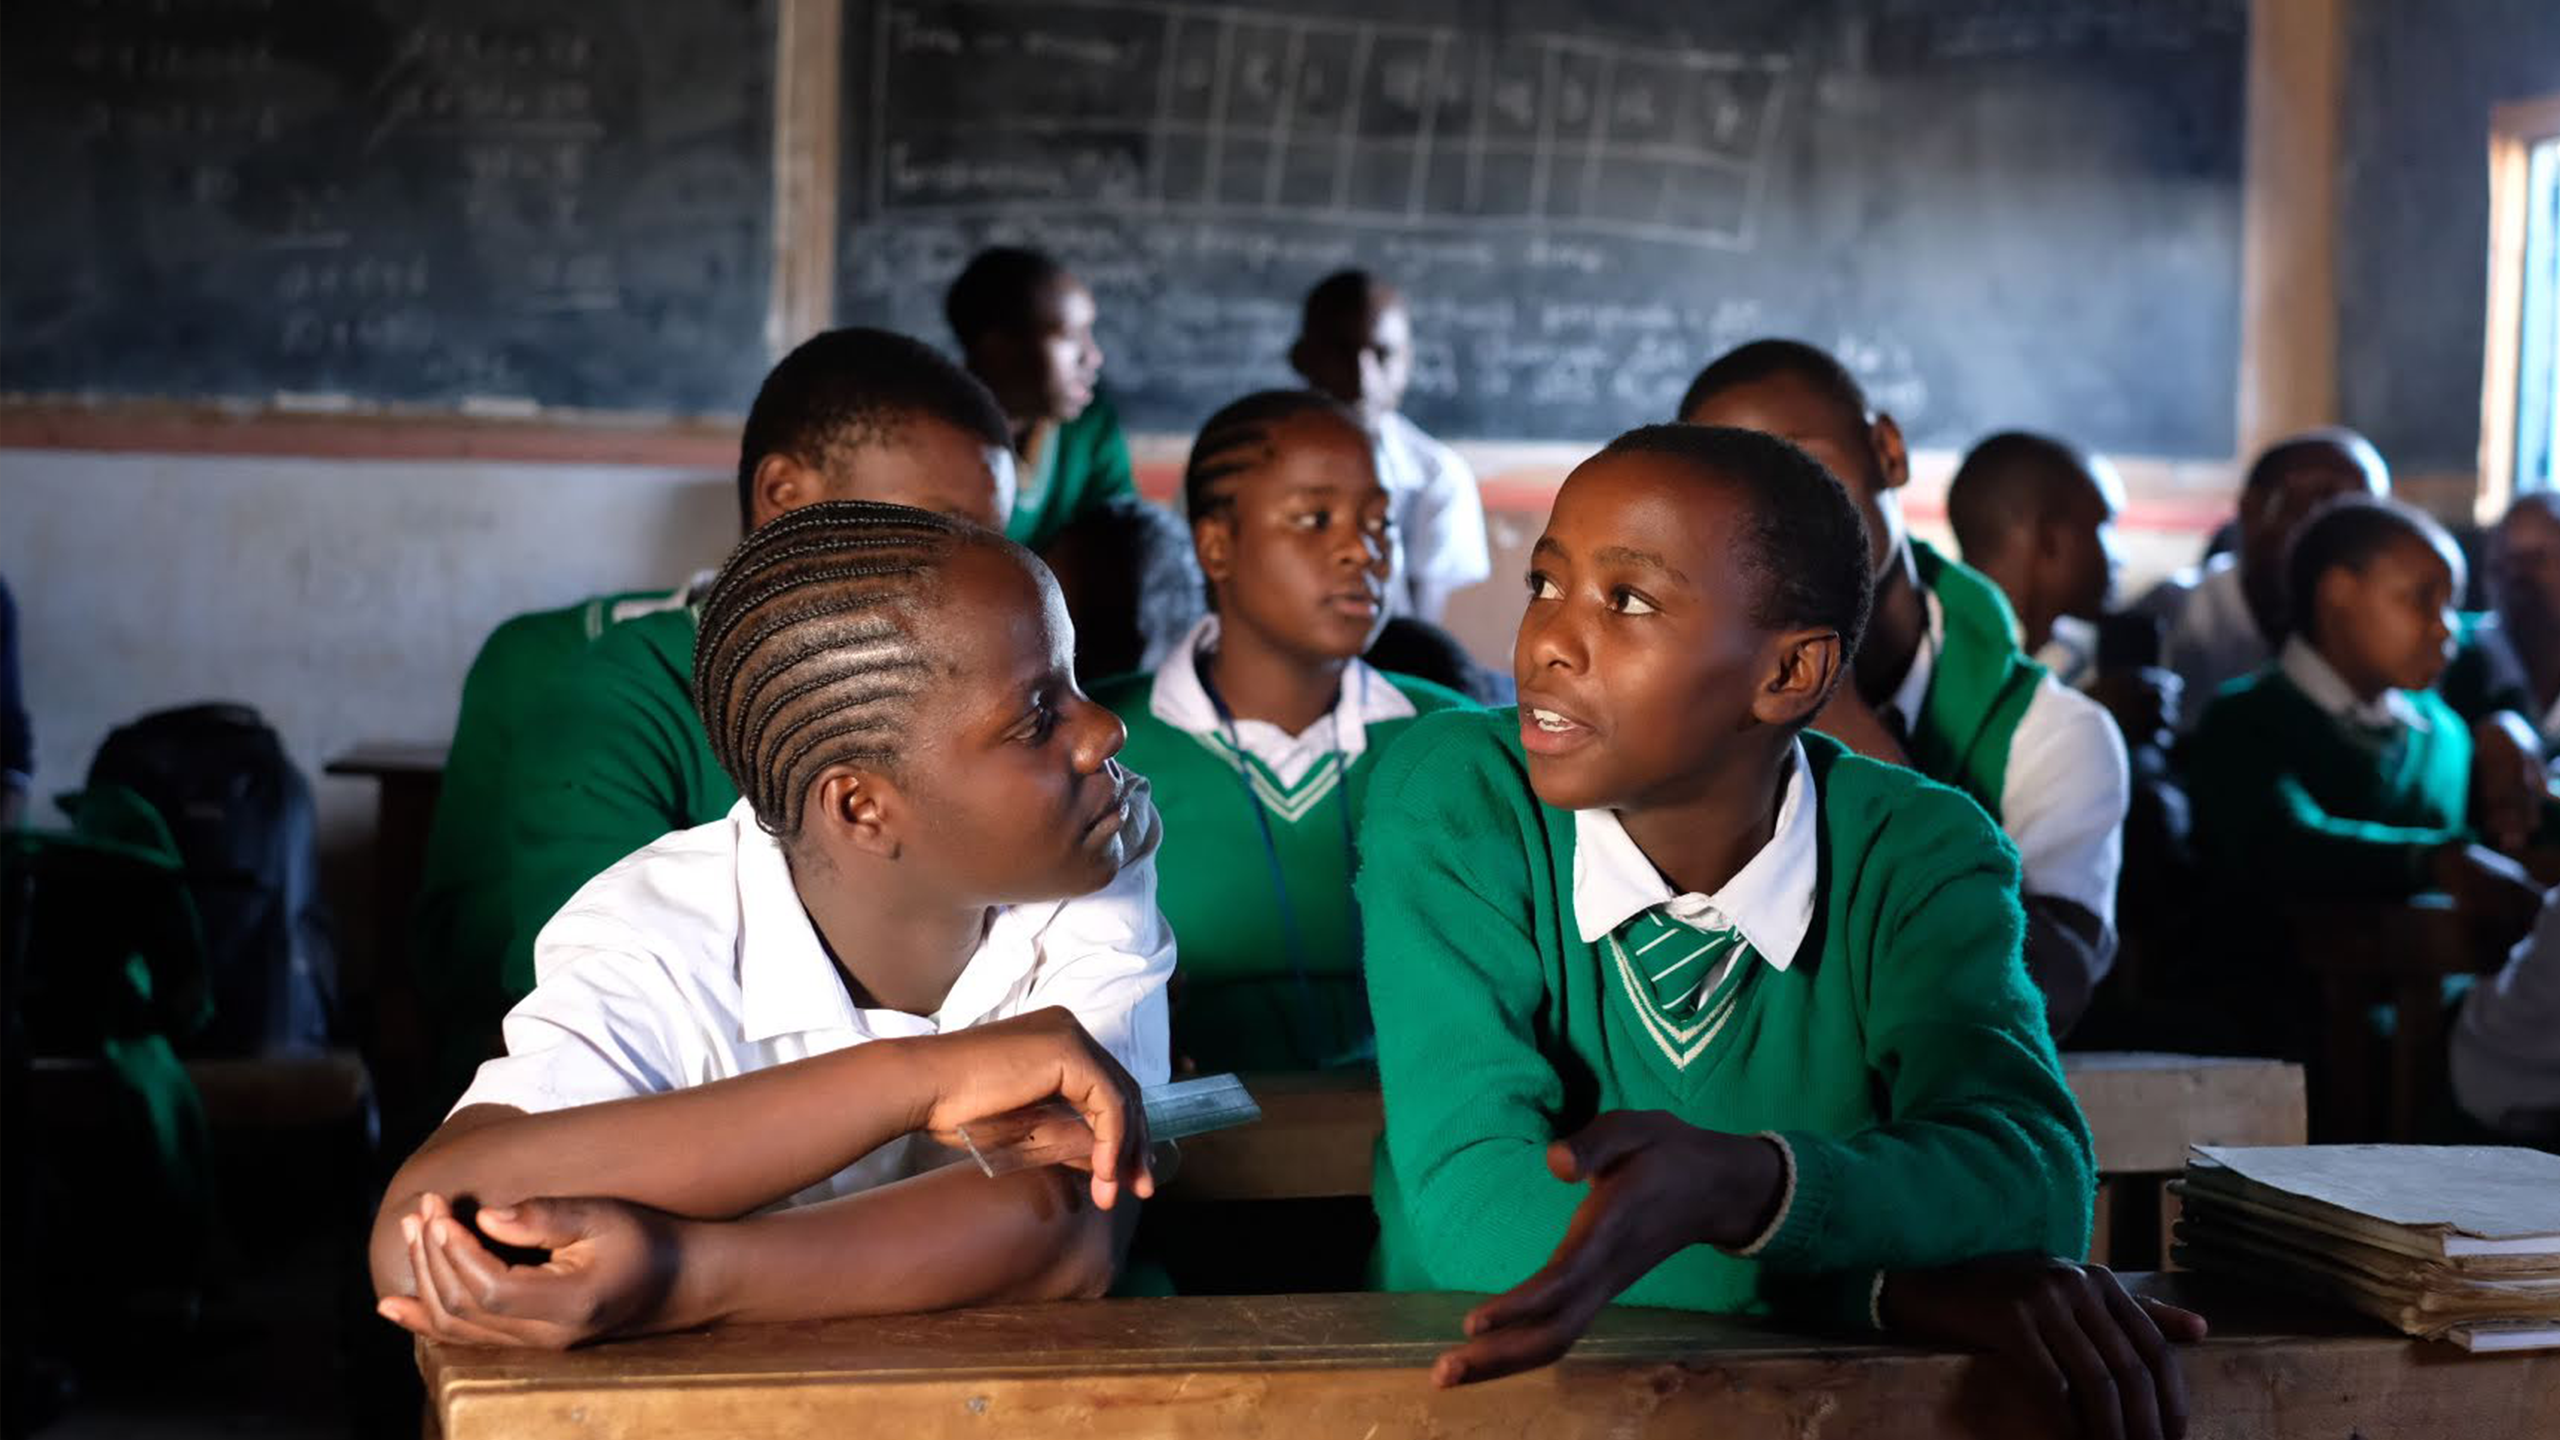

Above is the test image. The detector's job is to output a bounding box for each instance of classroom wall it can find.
[2337,0,2560,477]
[0,447,735,940]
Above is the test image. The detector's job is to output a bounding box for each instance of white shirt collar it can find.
[729,799,1105,1044]
[1884,586,1946,735]
[1147,614,1415,783]
[2276,636,2428,732]
[1570,739,1819,972]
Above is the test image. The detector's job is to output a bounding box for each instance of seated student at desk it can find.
[1360,425,2202,1440]
[945,247,1134,553]
[2186,499,2550,943]
[1092,391,1468,1072]
[373,502,1172,1345]
[1945,430,2127,687]
[438,330,1019,1094]
[1681,342,2129,1038]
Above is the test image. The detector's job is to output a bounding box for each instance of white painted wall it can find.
[0,448,738,959]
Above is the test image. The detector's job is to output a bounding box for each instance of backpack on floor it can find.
[83,702,339,1056]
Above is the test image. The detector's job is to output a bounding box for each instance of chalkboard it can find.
[2338,0,2560,475]
[1,0,773,416]
[839,0,2247,454]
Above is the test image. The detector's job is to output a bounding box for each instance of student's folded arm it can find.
[2256,774,2464,896]
[670,1153,1136,1327]
[1750,807,2095,1322]
[369,947,943,1302]
[1357,743,1584,1294]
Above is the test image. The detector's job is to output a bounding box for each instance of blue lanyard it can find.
[1196,650,1365,1066]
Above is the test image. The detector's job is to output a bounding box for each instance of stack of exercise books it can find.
[2173,1144,2560,1352]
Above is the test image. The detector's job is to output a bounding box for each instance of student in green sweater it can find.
[1365,425,2202,1436]
[425,329,1019,1100]
[2186,497,2546,935]
[1681,341,2128,1037]
[946,247,1135,553]
[1092,391,1467,1071]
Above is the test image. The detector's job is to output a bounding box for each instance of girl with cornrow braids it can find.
[371,500,1175,1349]
[1092,390,1471,1075]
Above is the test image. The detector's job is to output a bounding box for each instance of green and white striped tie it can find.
[1615,908,1747,1023]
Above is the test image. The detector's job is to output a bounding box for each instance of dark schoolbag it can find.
[83,703,338,1056]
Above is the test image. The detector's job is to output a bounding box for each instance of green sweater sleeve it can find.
[1749,789,2095,1293]
[2186,689,2463,897]
[1359,726,1594,1297]
[1079,394,1135,502]
[492,633,719,997]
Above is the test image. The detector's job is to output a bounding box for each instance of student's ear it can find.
[1755,626,1845,728]
[1193,511,1238,591]
[1868,412,1910,492]
[805,765,907,861]
[751,453,827,530]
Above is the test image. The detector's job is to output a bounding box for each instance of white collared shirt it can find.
[1150,614,1416,787]
[2142,553,2268,734]
[1571,738,1819,973]
[1371,411,1491,620]
[2277,636,2430,733]
[453,794,1175,1210]
[1880,588,2127,928]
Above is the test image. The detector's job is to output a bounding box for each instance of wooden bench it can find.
[1168,1056,2306,1268]
[417,1275,2555,1439]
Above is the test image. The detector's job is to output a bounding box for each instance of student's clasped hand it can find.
[1880,1254,2207,1440]
[1433,1110,1784,1387]
[376,1190,687,1350]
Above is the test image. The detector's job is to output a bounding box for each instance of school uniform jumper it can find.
[1362,709,2095,1328]
[1006,392,1136,553]
[1093,616,1468,1070]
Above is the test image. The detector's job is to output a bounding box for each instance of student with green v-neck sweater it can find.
[1682,341,2129,1039]
[1363,424,2203,1436]
[2187,498,2548,929]
[944,247,1135,553]
[1093,390,1467,1071]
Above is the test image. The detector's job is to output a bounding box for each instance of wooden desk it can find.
[419,1276,2556,1439]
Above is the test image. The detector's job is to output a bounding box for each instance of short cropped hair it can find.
[2245,427,2391,502]
[1603,423,1875,665]
[1301,269,1384,333]
[943,247,1069,349]
[734,328,1010,530]
[1676,338,1872,430]
[2283,496,2464,644]
[691,500,972,838]
[1947,430,2089,560]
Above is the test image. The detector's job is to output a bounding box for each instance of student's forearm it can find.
[383,1039,943,1228]
[670,1162,1130,1327]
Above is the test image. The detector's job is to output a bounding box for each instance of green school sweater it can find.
[479,609,736,1046]
[2184,668,2472,899]
[413,592,668,1091]
[1907,539,2047,818]
[1362,710,2094,1328]
[1093,667,1468,1071]
[1007,392,1135,553]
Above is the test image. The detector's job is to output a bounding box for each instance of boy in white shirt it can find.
[371,501,1173,1348]
[1290,269,1491,623]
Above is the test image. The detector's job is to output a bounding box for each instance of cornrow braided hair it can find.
[692,499,968,839]
[1182,388,1364,521]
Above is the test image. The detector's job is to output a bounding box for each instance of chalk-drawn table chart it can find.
[867,0,1790,251]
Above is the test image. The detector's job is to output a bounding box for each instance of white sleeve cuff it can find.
[1728,1131,1797,1258]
